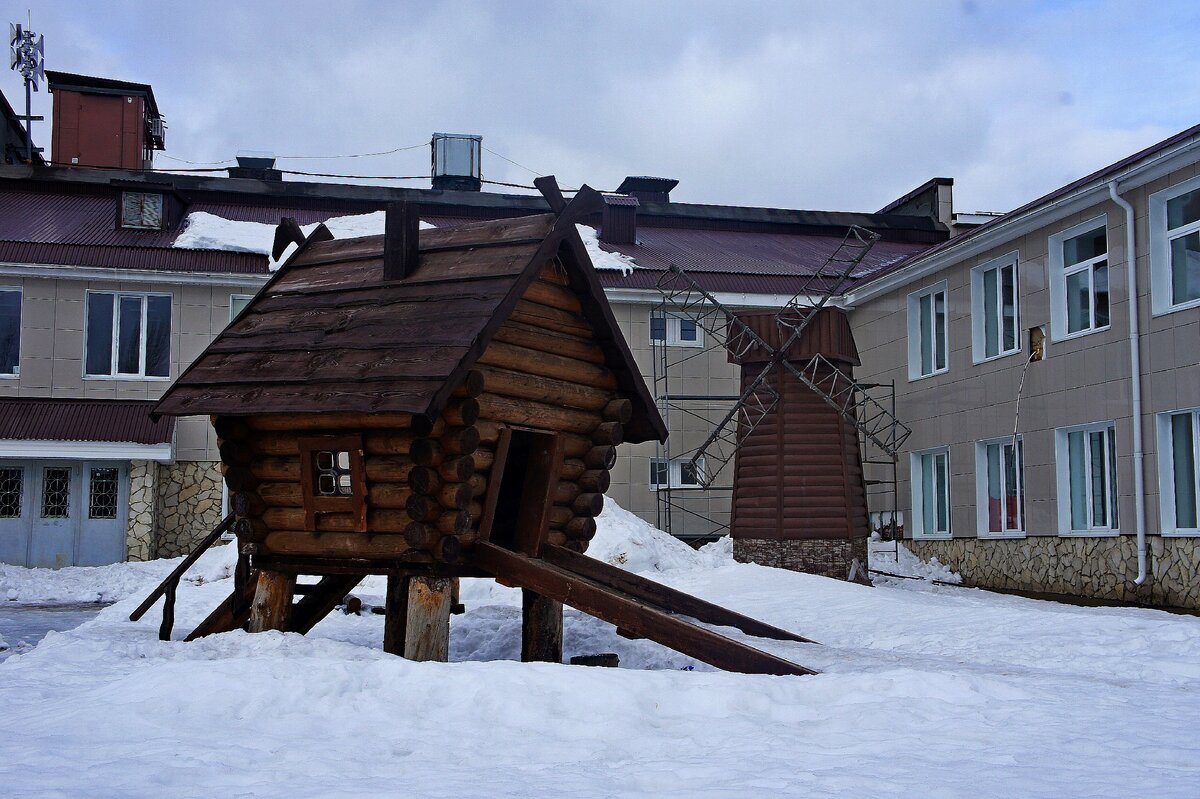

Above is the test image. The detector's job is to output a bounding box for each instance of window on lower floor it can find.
[229,293,253,323]
[649,456,707,489]
[976,437,1025,537]
[906,282,948,380]
[1158,409,1199,535]
[1056,422,1118,534]
[1150,177,1200,313]
[910,447,951,538]
[40,467,71,519]
[88,467,120,519]
[1049,218,1109,340]
[649,312,703,347]
[0,466,23,518]
[85,291,172,378]
[971,255,1020,362]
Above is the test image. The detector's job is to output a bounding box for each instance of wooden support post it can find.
[383,574,411,656]
[247,569,295,633]
[384,575,453,661]
[522,589,563,663]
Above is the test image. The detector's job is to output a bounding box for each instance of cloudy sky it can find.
[6,1,1198,215]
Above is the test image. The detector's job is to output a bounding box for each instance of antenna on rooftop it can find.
[9,18,45,163]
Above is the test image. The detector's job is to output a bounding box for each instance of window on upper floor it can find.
[0,287,19,377]
[975,437,1025,538]
[1149,176,1200,314]
[120,191,166,230]
[1049,217,1109,341]
[649,312,703,347]
[649,456,707,489]
[1055,421,1118,535]
[906,282,948,380]
[229,294,253,323]
[84,291,172,379]
[911,446,951,538]
[1157,409,1199,536]
[970,254,1020,362]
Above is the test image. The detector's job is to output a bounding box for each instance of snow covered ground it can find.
[2,504,1198,797]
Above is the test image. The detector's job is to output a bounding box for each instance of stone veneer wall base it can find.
[155,461,224,559]
[125,460,158,562]
[734,537,868,580]
[906,536,1200,610]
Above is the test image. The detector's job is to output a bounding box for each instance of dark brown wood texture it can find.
[297,434,367,532]
[728,308,860,367]
[154,212,666,444]
[729,339,869,544]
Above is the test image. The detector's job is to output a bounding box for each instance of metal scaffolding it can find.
[649,225,911,541]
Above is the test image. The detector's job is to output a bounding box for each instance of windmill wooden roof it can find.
[153,210,667,444]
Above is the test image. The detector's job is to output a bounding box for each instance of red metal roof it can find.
[0,399,175,444]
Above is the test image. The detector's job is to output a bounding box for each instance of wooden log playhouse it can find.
[138,178,818,676]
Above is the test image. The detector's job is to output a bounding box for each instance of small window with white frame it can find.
[975,436,1025,537]
[84,291,172,379]
[906,281,948,380]
[970,253,1020,362]
[649,456,707,489]
[910,446,951,538]
[1048,217,1109,341]
[1157,409,1199,535]
[229,294,253,323]
[1055,421,1119,535]
[1149,176,1200,314]
[649,311,703,347]
[0,287,20,377]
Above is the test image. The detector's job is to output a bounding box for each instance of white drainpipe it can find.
[1107,181,1147,585]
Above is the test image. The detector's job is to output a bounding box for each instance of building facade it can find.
[849,125,1200,609]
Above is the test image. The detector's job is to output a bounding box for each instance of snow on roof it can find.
[576,223,638,275]
[173,210,436,270]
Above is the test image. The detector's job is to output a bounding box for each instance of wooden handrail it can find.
[129,514,236,635]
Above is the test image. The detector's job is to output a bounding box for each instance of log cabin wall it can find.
[729,309,869,578]
[474,259,624,555]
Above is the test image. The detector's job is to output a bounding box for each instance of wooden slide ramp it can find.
[184,574,362,641]
[473,542,819,676]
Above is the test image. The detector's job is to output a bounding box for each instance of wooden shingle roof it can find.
[154,206,666,444]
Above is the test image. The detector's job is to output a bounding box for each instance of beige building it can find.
[847,124,1200,609]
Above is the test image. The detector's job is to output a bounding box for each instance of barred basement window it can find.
[41,467,71,518]
[88,467,119,519]
[0,467,22,518]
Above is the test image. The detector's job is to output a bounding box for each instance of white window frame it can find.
[906,281,949,381]
[970,252,1021,363]
[649,456,707,490]
[910,446,951,539]
[1048,215,1110,342]
[0,286,20,378]
[1054,421,1119,536]
[1149,174,1200,315]
[229,293,254,323]
[83,290,173,380]
[1156,408,1200,536]
[974,436,1026,539]
[648,311,703,348]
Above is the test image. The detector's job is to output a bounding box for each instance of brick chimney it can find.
[47,71,165,169]
[600,193,638,245]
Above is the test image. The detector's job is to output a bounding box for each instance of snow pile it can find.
[0,543,238,605]
[173,210,434,270]
[868,538,961,584]
[587,500,731,572]
[2,501,1200,796]
[576,223,638,274]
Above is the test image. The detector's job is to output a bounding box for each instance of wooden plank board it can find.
[184,578,257,641]
[542,545,817,644]
[184,347,469,387]
[471,542,816,676]
[289,575,364,635]
[158,382,445,417]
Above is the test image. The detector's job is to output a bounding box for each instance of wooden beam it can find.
[404,576,453,661]
[383,574,410,656]
[522,589,563,663]
[471,542,816,676]
[248,569,296,633]
[384,200,420,280]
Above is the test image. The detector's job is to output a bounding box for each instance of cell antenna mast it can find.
[9,20,45,163]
